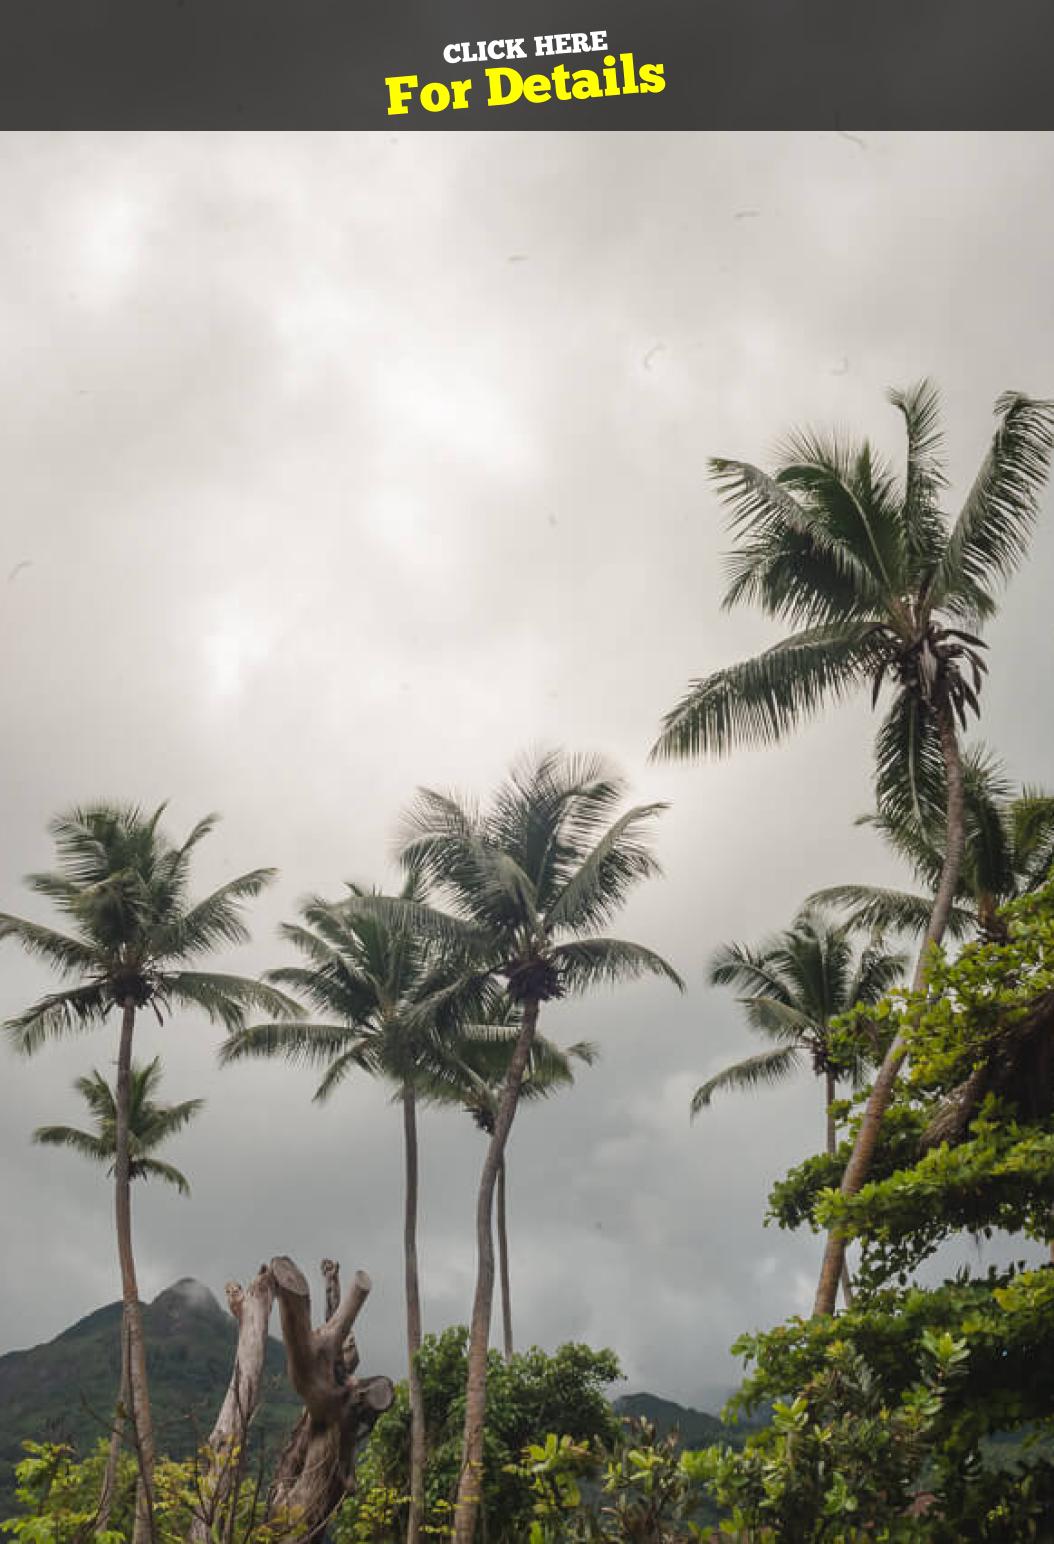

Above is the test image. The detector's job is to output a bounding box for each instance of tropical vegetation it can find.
[696,913,906,1305]
[355,750,682,1542]
[0,804,289,1540]
[808,743,1054,941]
[653,381,1054,1313]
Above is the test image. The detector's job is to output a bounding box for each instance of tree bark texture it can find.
[453,996,541,1544]
[824,1071,853,1310]
[813,704,966,1315]
[402,1084,427,1544]
[114,1001,157,1544]
[96,1311,131,1534]
[496,1158,513,1362]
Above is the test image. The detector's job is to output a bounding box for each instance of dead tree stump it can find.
[266,1256,394,1539]
[189,1254,393,1543]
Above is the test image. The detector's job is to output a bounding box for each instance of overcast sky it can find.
[1,132,1053,1412]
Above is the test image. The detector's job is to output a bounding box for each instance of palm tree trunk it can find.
[115,1000,156,1543]
[813,703,966,1315]
[97,1312,130,1532]
[453,996,540,1544]
[824,1072,853,1310]
[402,1084,427,1544]
[496,1157,513,1361]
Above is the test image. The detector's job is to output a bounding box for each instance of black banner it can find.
[1,1,1053,129]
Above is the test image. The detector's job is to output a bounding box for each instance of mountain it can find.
[613,1390,766,1448]
[0,1279,301,1518]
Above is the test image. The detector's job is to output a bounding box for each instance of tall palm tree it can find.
[34,1058,202,1530]
[424,1014,598,1360]
[362,749,682,1544]
[694,914,906,1306]
[807,745,1054,942]
[651,382,1054,1314]
[0,803,289,1539]
[219,874,484,1544]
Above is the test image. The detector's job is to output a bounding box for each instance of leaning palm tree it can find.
[361,749,682,1544]
[34,1058,202,1531]
[808,745,1054,942]
[695,914,906,1305]
[424,1013,598,1360]
[0,803,289,1540]
[652,382,1054,1314]
[219,874,484,1544]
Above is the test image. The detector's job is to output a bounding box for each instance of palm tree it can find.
[0,803,289,1539]
[424,1013,598,1360]
[34,1056,202,1194]
[34,1058,202,1530]
[219,874,484,1544]
[807,745,1054,942]
[694,914,906,1306]
[361,749,682,1544]
[651,382,1054,1314]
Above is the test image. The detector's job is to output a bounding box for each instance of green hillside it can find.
[612,1390,766,1448]
[0,1280,302,1518]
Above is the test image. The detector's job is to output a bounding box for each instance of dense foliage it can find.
[335,1329,623,1541]
[712,884,1054,1537]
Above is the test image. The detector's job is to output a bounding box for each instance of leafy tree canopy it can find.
[347,1328,622,1542]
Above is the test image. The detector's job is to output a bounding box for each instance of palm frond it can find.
[774,430,906,597]
[0,916,98,977]
[32,1124,109,1163]
[709,457,882,627]
[551,937,683,994]
[1011,790,1054,890]
[218,1020,366,1069]
[312,1046,381,1102]
[138,1096,205,1144]
[545,803,667,933]
[805,883,976,942]
[935,392,1054,619]
[651,624,879,761]
[691,1046,802,1117]
[874,690,946,830]
[335,893,491,957]
[850,943,909,1004]
[6,982,110,1054]
[707,940,796,1004]
[133,1157,192,1196]
[736,996,815,1042]
[888,380,947,574]
[159,972,301,1032]
[152,869,277,961]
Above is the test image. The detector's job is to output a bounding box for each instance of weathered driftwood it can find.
[185,1254,392,1543]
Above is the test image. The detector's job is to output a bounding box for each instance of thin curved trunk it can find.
[824,1071,853,1310]
[453,996,540,1544]
[496,1157,513,1362]
[813,704,966,1315]
[115,1001,156,1543]
[403,1084,426,1544]
[97,1313,130,1533]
